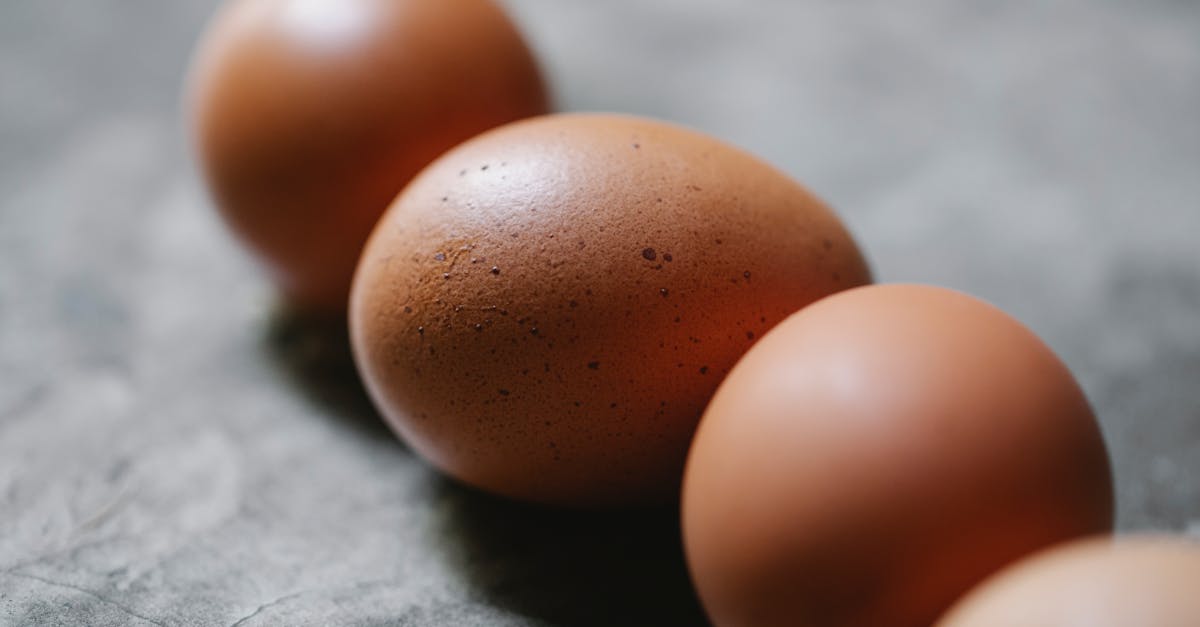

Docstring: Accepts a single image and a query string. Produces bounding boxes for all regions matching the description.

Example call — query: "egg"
[937,536,1200,626]
[187,0,549,313]
[681,284,1113,627]
[349,113,871,507]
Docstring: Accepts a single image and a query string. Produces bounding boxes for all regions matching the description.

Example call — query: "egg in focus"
[936,535,1200,626]
[349,112,871,507]
[681,283,1113,627]
[187,0,549,313]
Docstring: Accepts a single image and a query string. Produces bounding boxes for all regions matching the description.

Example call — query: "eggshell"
[349,113,871,507]
[937,536,1200,626]
[681,283,1113,627]
[187,0,549,313]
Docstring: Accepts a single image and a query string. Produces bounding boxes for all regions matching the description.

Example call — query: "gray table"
[2,1,1198,625]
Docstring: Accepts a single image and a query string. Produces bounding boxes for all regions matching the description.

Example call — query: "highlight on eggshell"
[681,283,1113,627]
[936,535,1200,626]
[348,112,872,508]
[186,0,550,314]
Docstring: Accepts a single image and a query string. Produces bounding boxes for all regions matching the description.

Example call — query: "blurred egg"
[187,0,549,313]
[349,113,871,507]
[681,283,1113,626]
[937,535,1200,626]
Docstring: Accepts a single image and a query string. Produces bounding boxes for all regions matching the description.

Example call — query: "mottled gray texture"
[1,0,1198,625]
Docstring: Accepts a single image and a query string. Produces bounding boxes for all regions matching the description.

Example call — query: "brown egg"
[187,0,549,313]
[349,113,871,507]
[937,536,1200,626]
[681,284,1113,627]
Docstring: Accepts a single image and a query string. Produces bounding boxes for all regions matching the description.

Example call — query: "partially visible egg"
[350,113,871,507]
[682,284,1113,627]
[187,0,549,313]
[937,536,1200,626]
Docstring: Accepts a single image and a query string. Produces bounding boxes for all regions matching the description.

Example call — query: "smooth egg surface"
[188,0,549,313]
[682,283,1113,627]
[937,535,1200,627]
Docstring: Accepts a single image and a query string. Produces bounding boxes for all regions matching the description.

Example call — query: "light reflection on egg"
[937,536,1200,626]
[682,283,1113,627]
[187,0,549,313]
[349,112,872,507]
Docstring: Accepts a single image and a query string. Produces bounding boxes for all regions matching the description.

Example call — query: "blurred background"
[1,0,1197,624]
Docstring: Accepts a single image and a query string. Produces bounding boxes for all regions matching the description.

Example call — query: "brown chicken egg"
[937,536,1200,626]
[187,0,549,313]
[349,113,871,507]
[681,284,1113,627]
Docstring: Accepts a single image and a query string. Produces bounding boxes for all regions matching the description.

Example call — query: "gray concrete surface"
[2,0,1198,624]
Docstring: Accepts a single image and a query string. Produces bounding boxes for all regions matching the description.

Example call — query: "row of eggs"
[187,0,1198,624]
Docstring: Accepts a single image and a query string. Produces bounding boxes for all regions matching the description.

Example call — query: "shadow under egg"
[428,474,709,627]
[259,300,395,441]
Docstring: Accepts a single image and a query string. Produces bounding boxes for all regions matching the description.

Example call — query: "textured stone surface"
[1,1,1197,625]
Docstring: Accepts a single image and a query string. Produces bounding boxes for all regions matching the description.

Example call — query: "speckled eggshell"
[937,536,1200,626]
[682,284,1113,627]
[349,113,871,507]
[188,0,549,313]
